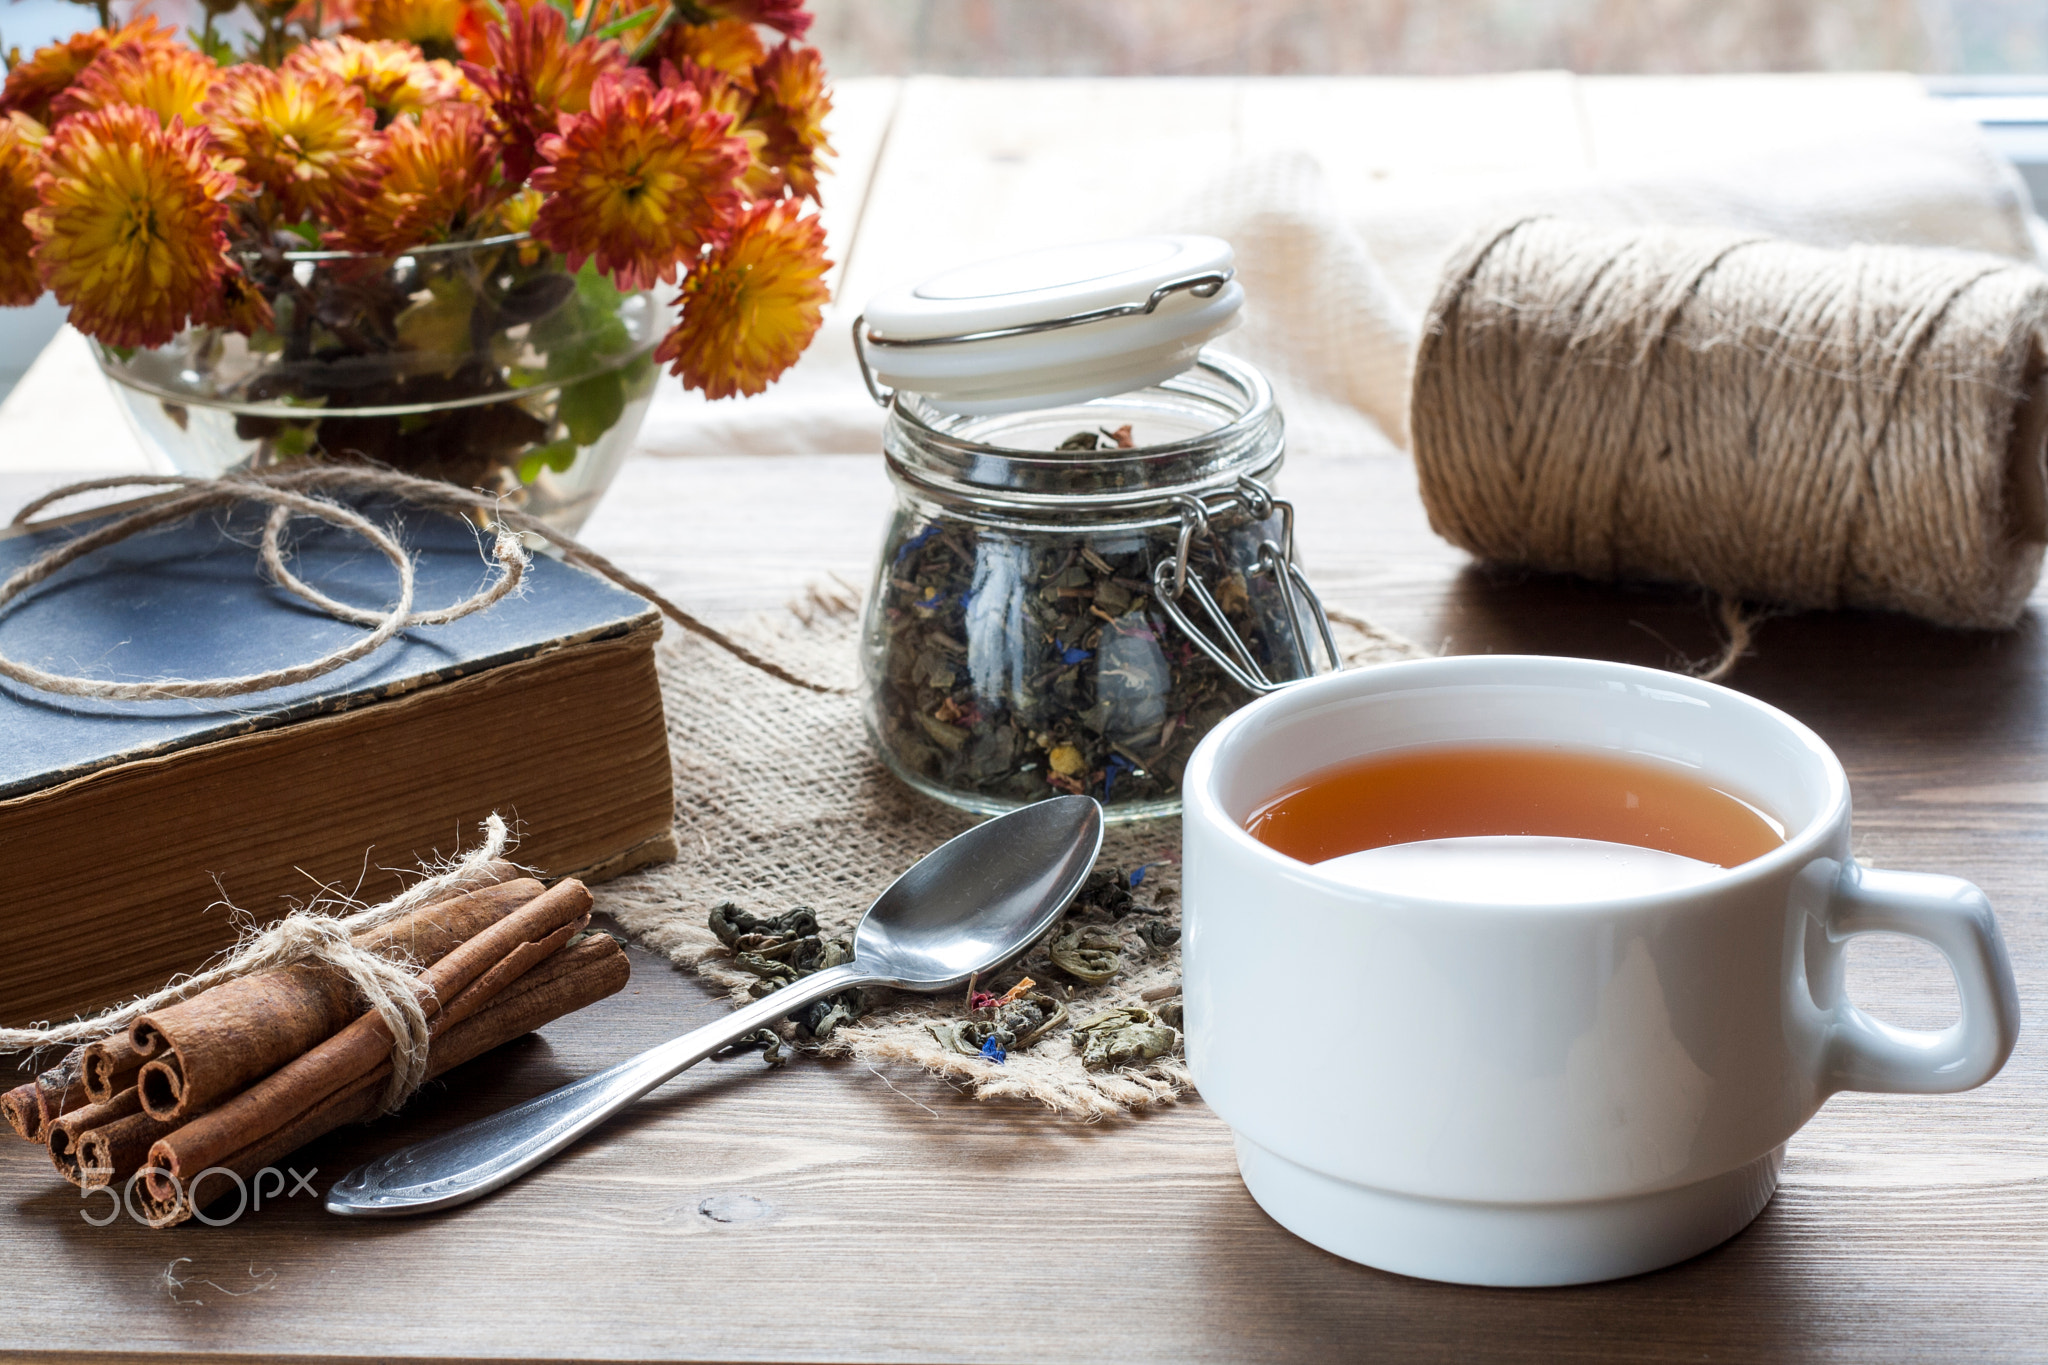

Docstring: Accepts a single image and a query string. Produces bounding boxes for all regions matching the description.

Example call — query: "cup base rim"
[1234,1136,1784,1287]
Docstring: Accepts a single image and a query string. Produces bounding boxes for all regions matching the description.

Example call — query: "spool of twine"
[1410,217,2048,632]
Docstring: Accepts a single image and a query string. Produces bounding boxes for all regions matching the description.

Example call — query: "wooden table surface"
[4,447,2046,1363]
[5,72,2047,1364]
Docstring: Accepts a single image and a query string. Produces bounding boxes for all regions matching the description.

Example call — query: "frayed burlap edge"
[595,586,1420,1118]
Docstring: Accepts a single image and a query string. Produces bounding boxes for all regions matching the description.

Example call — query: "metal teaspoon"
[325,794,1105,1217]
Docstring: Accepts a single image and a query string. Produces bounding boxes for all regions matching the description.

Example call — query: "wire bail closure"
[1149,476,1343,695]
[851,269,1236,408]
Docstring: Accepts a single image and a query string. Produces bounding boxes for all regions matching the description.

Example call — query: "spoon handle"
[324,962,870,1217]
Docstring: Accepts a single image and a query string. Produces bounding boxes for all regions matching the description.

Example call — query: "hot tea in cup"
[1243,745,1784,903]
[1181,655,2020,1287]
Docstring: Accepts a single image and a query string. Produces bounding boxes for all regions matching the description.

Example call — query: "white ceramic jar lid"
[855,235,1242,415]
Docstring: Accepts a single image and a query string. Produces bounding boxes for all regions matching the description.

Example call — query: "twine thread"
[4,466,844,698]
[1410,217,2048,654]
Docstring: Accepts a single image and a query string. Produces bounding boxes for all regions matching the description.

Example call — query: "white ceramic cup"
[1181,655,2021,1287]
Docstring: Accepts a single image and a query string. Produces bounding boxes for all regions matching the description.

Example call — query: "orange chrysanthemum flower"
[530,71,745,290]
[328,101,499,251]
[745,42,832,201]
[655,197,828,399]
[689,0,812,40]
[655,19,768,93]
[349,0,481,61]
[52,44,223,128]
[660,59,766,182]
[0,113,47,306]
[464,1,626,183]
[27,106,236,348]
[285,37,477,126]
[0,16,179,124]
[205,65,381,223]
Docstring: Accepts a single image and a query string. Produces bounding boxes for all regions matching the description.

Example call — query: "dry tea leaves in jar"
[862,382,1337,818]
[856,238,1340,820]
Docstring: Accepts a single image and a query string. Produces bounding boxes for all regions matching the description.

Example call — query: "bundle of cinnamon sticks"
[4,864,628,1225]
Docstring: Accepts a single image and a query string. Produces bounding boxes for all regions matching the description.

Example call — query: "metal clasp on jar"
[1150,476,1342,694]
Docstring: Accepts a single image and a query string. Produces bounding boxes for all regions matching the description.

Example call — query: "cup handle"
[1823,864,2021,1095]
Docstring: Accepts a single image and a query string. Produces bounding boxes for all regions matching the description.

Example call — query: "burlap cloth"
[594,589,1419,1117]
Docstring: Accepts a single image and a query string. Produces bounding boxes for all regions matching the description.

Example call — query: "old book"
[0,500,674,1027]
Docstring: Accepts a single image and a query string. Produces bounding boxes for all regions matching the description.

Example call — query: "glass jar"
[861,351,1337,821]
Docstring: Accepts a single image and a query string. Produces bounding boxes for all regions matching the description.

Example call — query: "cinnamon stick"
[2,1082,42,1141]
[76,1107,185,1192]
[2,1046,93,1142]
[142,931,629,1226]
[81,1034,153,1106]
[132,876,546,1122]
[6,1046,91,1141]
[146,879,594,1200]
[46,1086,143,1186]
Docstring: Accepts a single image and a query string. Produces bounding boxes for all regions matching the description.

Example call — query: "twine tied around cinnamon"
[3,465,843,698]
[1410,217,2048,675]
[0,814,514,1112]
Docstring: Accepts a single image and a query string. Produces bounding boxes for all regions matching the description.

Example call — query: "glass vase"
[95,232,671,535]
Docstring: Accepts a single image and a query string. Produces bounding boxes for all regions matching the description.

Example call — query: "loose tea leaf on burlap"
[1073,1008,1180,1072]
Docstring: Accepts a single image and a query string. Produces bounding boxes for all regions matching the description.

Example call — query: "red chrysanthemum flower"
[27,106,237,348]
[0,17,179,125]
[0,113,47,306]
[530,70,746,290]
[204,65,381,224]
[744,41,832,201]
[653,19,767,93]
[328,101,500,251]
[52,44,224,128]
[686,0,812,40]
[349,0,484,62]
[655,197,828,398]
[463,1,626,183]
[285,36,478,126]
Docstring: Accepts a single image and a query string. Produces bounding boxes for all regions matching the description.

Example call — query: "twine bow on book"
[3,466,843,698]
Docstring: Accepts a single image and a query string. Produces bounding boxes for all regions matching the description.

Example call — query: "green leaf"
[620,351,657,401]
[187,25,235,63]
[558,368,625,446]
[395,274,478,361]
[272,423,318,459]
[516,438,578,485]
[279,221,323,247]
[592,4,661,41]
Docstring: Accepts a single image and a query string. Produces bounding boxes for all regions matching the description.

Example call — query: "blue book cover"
[0,498,660,801]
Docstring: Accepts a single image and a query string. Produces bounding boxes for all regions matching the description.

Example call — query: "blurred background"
[2,0,2045,401]
[806,0,2043,75]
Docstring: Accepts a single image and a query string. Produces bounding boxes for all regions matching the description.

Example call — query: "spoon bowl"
[327,795,1104,1217]
[855,795,1104,988]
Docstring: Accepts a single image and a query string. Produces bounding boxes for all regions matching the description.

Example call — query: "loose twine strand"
[1410,217,2048,675]
[0,813,514,1112]
[3,466,844,699]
